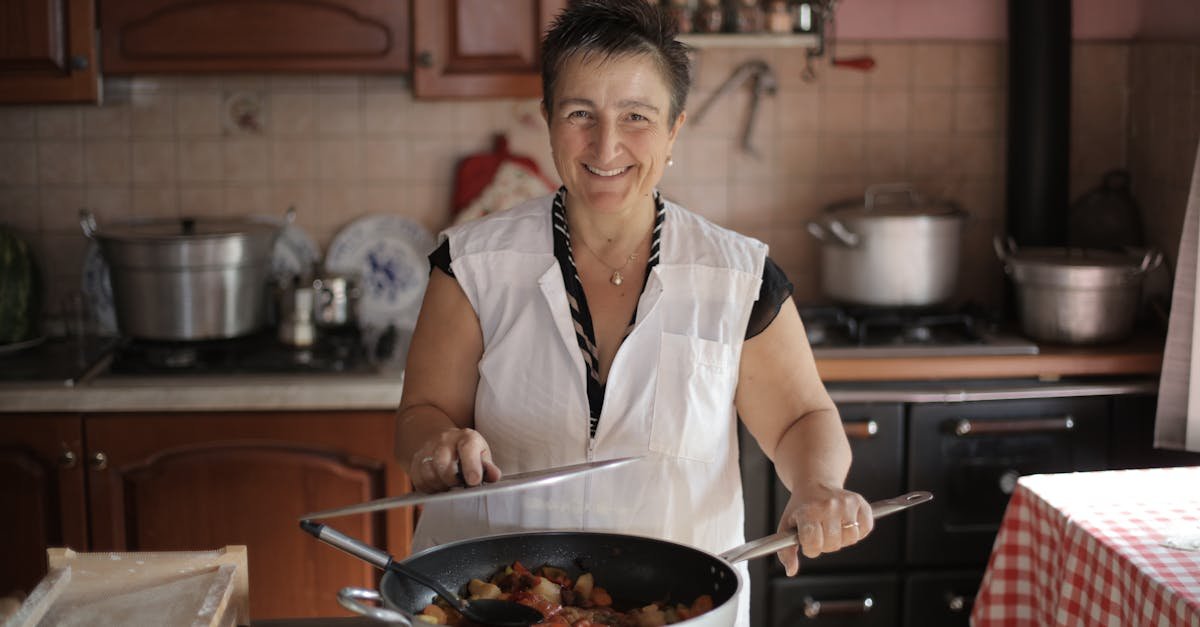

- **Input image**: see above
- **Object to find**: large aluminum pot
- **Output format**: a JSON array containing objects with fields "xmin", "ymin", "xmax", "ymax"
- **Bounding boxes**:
[
  {"xmin": 994, "ymin": 237, "xmax": 1163, "ymax": 344},
  {"xmin": 807, "ymin": 183, "xmax": 967, "ymax": 307},
  {"xmin": 81, "ymin": 211, "xmax": 280, "ymax": 341}
]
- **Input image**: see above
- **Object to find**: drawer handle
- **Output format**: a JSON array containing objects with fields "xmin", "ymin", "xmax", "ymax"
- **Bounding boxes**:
[
  {"xmin": 946, "ymin": 592, "xmax": 974, "ymax": 613},
  {"xmin": 843, "ymin": 420, "xmax": 878, "ymax": 440},
  {"xmin": 802, "ymin": 595, "xmax": 874, "ymax": 618},
  {"xmin": 954, "ymin": 415, "xmax": 1074, "ymax": 437},
  {"xmin": 89, "ymin": 451, "xmax": 109, "ymax": 471}
]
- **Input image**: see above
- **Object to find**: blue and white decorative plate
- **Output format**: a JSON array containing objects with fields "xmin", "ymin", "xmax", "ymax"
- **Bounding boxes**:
[
  {"xmin": 324, "ymin": 215, "xmax": 436, "ymax": 335},
  {"xmin": 81, "ymin": 242, "xmax": 120, "ymax": 337}
]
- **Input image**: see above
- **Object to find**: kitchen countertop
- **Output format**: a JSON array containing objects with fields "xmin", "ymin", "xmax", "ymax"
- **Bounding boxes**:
[{"xmin": 0, "ymin": 333, "xmax": 1165, "ymax": 413}]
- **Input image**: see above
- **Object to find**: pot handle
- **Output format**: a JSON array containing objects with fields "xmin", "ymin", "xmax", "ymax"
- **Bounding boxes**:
[
  {"xmin": 807, "ymin": 221, "xmax": 859, "ymax": 247},
  {"xmin": 864, "ymin": 183, "xmax": 919, "ymax": 211},
  {"xmin": 79, "ymin": 209, "xmax": 98, "ymax": 239},
  {"xmin": 1137, "ymin": 249, "xmax": 1164, "ymax": 274},
  {"xmin": 992, "ymin": 235, "xmax": 1017, "ymax": 266},
  {"xmin": 338, "ymin": 587, "xmax": 415, "ymax": 625}
]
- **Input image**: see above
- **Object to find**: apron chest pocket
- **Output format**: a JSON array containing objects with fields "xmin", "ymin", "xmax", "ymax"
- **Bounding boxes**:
[{"xmin": 649, "ymin": 332, "xmax": 738, "ymax": 463}]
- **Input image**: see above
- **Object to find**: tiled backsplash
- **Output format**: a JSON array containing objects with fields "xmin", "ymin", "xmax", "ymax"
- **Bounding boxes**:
[{"xmin": 1, "ymin": 41, "xmax": 1194, "ymax": 322}]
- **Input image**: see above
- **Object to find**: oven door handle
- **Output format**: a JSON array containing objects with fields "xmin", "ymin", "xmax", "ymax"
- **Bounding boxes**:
[
  {"xmin": 843, "ymin": 419, "xmax": 878, "ymax": 439},
  {"xmin": 803, "ymin": 595, "xmax": 875, "ymax": 618},
  {"xmin": 954, "ymin": 415, "xmax": 1075, "ymax": 436}
]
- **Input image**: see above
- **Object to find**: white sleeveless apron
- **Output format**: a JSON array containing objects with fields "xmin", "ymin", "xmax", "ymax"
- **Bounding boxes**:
[{"xmin": 412, "ymin": 193, "xmax": 766, "ymax": 627}]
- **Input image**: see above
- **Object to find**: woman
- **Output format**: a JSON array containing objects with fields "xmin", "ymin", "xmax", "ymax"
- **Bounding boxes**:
[{"xmin": 396, "ymin": 0, "xmax": 870, "ymax": 622}]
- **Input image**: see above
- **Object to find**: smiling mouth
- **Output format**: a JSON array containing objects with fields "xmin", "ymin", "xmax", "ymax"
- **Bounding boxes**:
[{"xmin": 584, "ymin": 164, "xmax": 632, "ymax": 177}]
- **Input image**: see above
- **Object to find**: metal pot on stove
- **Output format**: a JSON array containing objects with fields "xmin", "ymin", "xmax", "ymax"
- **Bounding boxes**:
[
  {"xmin": 81, "ymin": 211, "xmax": 280, "ymax": 341},
  {"xmin": 807, "ymin": 183, "xmax": 966, "ymax": 307}
]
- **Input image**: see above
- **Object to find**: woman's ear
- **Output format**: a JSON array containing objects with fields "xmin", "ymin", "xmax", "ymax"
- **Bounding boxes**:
[{"xmin": 669, "ymin": 111, "xmax": 686, "ymax": 141}]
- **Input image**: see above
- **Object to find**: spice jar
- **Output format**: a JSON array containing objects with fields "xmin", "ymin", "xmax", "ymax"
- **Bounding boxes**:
[
  {"xmin": 734, "ymin": 0, "xmax": 764, "ymax": 33},
  {"xmin": 668, "ymin": 0, "xmax": 695, "ymax": 34},
  {"xmin": 693, "ymin": 0, "xmax": 724, "ymax": 33},
  {"xmin": 765, "ymin": 0, "xmax": 794, "ymax": 33}
]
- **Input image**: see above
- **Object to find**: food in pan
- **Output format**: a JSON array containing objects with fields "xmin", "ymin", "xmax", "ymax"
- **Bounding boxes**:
[{"xmin": 417, "ymin": 561, "xmax": 714, "ymax": 626}]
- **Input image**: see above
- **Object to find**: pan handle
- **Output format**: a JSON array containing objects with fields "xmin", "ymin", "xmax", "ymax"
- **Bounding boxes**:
[
  {"xmin": 718, "ymin": 491, "xmax": 933, "ymax": 564},
  {"xmin": 338, "ymin": 587, "xmax": 415, "ymax": 625}
]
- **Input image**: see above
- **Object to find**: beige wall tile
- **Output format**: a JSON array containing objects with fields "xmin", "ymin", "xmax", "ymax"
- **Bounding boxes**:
[
  {"xmin": 179, "ymin": 185, "xmax": 225, "ymax": 217},
  {"xmin": 1074, "ymin": 43, "xmax": 1130, "ymax": 91},
  {"xmin": 0, "ymin": 186, "xmax": 40, "ymax": 233},
  {"xmin": 822, "ymin": 43, "xmax": 871, "ymax": 89},
  {"xmin": 1071, "ymin": 131, "xmax": 1125, "ymax": 178},
  {"xmin": 37, "ymin": 188, "xmax": 83, "ymax": 233},
  {"xmin": 271, "ymin": 139, "xmax": 316, "ymax": 182},
  {"xmin": 363, "ymin": 140, "xmax": 407, "ymax": 181},
  {"xmin": 178, "ymin": 140, "xmax": 224, "ymax": 182},
  {"xmin": 866, "ymin": 90, "xmax": 909, "ymax": 133},
  {"xmin": 84, "ymin": 141, "xmax": 131, "ymax": 184},
  {"xmin": 132, "ymin": 141, "xmax": 177, "ymax": 184},
  {"xmin": 130, "ymin": 186, "xmax": 179, "ymax": 219},
  {"xmin": 775, "ymin": 89, "xmax": 819, "ymax": 133},
  {"xmin": 364, "ymin": 93, "xmax": 411, "ymax": 134},
  {"xmin": 316, "ymin": 75, "xmax": 359, "ymax": 92},
  {"xmin": 815, "ymin": 135, "xmax": 866, "ymax": 175},
  {"xmin": 688, "ymin": 87, "xmax": 744, "ymax": 140},
  {"xmin": 318, "ymin": 184, "xmax": 367, "ymax": 232},
  {"xmin": 910, "ymin": 91, "xmax": 954, "ymax": 133},
  {"xmin": 83, "ymin": 106, "xmax": 131, "ymax": 139},
  {"xmin": 270, "ymin": 185, "xmax": 319, "ymax": 230},
  {"xmin": 664, "ymin": 184, "xmax": 727, "ymax": 225},
  {"xmin": 131, "ymin": 92, "xmax": 176, "ymax": 137},
  {"xmin": 40, "ymin": 232, "xmax": 87, "ymax": 278},
  {"xmin": 954, "ymin": 89, "xmax": 1000, "ymax": 133},
  {"xmin": 37, "ymin": 109, "xmax": 82, "ymax": 139},
  {"xmin": 405, "ymin": 137, "xmax": 458, "ymax": 185},
  {"xmin": 727, "ymin": 181, "xmax": 779, "ymax": 230},
  {"xmin": 954, "ymin": 136, "xmax": 999, "ymax": 176},
  {"xmin": 317, "ymin": 92, "xmax": 360, "ymax": 136},
  {"xmin": 868, "ymin": 42, "xmax": 913, "ymax": 89},
  {"xmin": 86, "ymin": 186, "xmax": 132, "ymax": 222},
  {"xmin": 224, "ymin": 185, "xmax": 273, "ymax": 217},
  {"xmin": 956, "ymin": 44, "xmax": 1003, "ymax": 88},
  {"xmin": 0, "ymin": 107, "xmax": 36, "ymax": 139},
  {"xmin": 912, "ymin": 43, "xmax": 957, "ymax": 88},
  {"xmin": 681, "ymin": 137, "xmax": 730, "ymax": 184},
  {"xmin": 864, "ymin": 135, "xmax": 909, "ymax": 178},
  {"xmin": 270, "ymin": 93, "xmax": 316, "ymax": 136},
  {"xmin": 402, "ymin": 182, "xmax": 453, "ymax": 232},
  {"xmin": 176, "ymin": 92, "xmax": 223, "ymax": 136},
  {"xmin": 730, "ymin": 140, "xmax": 777, "ymax": 183},
  {"xmin": 223, "ymin": 139, "xmax": 270, "ymax": 182},
  {"xmin": 776, "ymin": 133, "xmax": 819, "ymax": 178},
  {"xmin": 0, "ymin": 142, "xmax": 37, "ymax": 185},
  {"xmin": 909, "ymin": 136, "xmax": 958, "ymax": 175},
  {"xmin": 361, "ymin": 184, "xmax": 409, "ymax": 216},
  {"xmin": 316, "ymin": 139, "xmax": 363, "ymax": 182},
  {"xmin": 1072, "ymin": 88, "xmax": 1127, "ymax": 136},
  {"xmin": 692, "ymin": 49, "xmax": 734, "ymax": 91},
  {"xmin": 38, "ymin": 141, "xmax": 84, "ymax": 184},
  {"xmin": 771, "ymin": 182, "xmax": 818, "ymax": 228},
  {"xmin": 269, "ymin": 75, "xmax": 316, "ymax": 92},
  {"xmin": 820, "ymin": 90, "xmax": 866, "ymax": 134}
]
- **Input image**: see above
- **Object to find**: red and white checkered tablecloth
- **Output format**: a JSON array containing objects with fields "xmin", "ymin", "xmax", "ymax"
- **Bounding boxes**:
[{"xmin": 972, "ymin": 467, "xmax": 1200, "ymax": 627}]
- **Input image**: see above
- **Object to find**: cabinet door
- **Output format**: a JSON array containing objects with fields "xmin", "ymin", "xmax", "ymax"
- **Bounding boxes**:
[
  {"xmin": 100, "ymin": 0, "xmax": 410, "ymax": 73},
  {"xmin": 0, "ymin": 0, "xmax": 98, "ymax": 104},
  {"xmin": 84, "ymin": 411, "xmax": 412, "ymax": 620},
  {"xmin": 903, "ymin": 570, "xmax": 982, "ymax": 627},
  {"xmin": 0, "ymin": 414, "xmax": 88, "ymax": 596},
  {"xmin": 412, "ymin": 0, "xmax": 566, "ymax": 98}
]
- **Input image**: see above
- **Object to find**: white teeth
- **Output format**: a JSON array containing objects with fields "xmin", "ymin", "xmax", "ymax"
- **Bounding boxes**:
[{"xmin": 585, "ymin": 164, "xmax": 628, "ymax": 177}]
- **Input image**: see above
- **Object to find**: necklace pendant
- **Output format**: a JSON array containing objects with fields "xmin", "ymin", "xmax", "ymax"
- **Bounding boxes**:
[{"xmin": 610, "ymin": 271, "xmax": 623, "ymax": 286}]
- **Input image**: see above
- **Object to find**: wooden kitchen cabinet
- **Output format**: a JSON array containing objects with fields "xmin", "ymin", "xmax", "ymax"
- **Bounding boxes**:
[
  {"xmin": 0, "ymin": 414, "xmax": 88, "ymax": 598},
  {"xmin": 0, "ymin": 0, "xmax": 99, "ymax": 104},
  {"xmin": 412, "ymin": 0, "xmax": 566, "ymax": 98},
  {"xmin": 99, "ymin": 0, "xmax": 410, "ymax": 74},
  {"xmin": 0, "ymin": 410, "xmax": 412, "ymax": 621}
]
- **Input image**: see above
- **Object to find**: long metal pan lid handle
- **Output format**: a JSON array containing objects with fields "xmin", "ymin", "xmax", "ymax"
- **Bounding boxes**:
[{"xmin": 718, "ymin": 491, "xmax": 933, "ymax": 565}]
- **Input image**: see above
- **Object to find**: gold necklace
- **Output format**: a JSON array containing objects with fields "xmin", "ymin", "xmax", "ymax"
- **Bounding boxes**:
[{"xmin": 575, "ymin": 232, "xmax": 647, "ymax": 286}]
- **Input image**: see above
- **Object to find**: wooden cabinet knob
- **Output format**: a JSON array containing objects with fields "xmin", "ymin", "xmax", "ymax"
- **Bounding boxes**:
[
  {"xmin": 89, "ymin": 451, "xmax": 109, "ymax": 470},
  {"xmin": 417, "ymin": 51, "xmax": 434, "ymax": 68},
  {"xmin": 69, "ymin": 55, "xmax": 89, "ymax": 70},
  {"xmin": 59, "ymin": 449, "xmax": 78, "ymax": 469}
]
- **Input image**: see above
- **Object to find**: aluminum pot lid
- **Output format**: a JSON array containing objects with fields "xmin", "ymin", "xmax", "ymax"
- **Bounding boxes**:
[
  {"xmin": 1004, "ymin": 246, "xmax": 1157, "ymax": 288},
  {"xmin": 827, "ymin": 183, "xmax": 965, "ymax": 220},
  {"xmin": 1006, "ymin": 247, "xmax": 1143, "ymax": 268},
  {"xmin": 98, "ymin": 217, "xmax": 279, "ymax": 241}
]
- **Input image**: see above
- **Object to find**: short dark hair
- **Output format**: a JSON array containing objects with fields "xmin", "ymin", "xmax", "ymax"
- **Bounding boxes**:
[{"xmin": 541, "ymin": 0, "xmax": 692, "ymax": 122}]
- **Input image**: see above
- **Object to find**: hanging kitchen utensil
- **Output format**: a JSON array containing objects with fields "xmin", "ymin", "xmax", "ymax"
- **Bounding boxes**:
[
  {"xmin": 321, "ymin": 491, "xmax": 933, "ymax": 625},
  {"xmin": 691, "ymin": 59, "xmax": 777, "ymax": 158},
  {"xmin": 801, "ymin": 0, "xmax": 875, "ymax": 83},
  {"xmin": 1067, "ymin": 169, "xmax": 1145, "ymax": 251},
  {"xmin": 299, "ymin": 456, "xmax": 643, "ymax": 520}
]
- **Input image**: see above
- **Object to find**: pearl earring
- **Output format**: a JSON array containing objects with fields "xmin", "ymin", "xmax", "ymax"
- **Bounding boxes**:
[{"xmin": 667, "ymin": 156, "xmax": 674, "ymax": 167}]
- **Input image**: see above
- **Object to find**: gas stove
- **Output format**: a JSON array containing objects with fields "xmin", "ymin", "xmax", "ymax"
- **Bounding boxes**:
[
  {"xmin": 799, "ymin": 305, "xmax": 1039, "ymax": 358},
  {"xmin": 106, "ymin": 327, "xmax": 376, "ymax": 376}
]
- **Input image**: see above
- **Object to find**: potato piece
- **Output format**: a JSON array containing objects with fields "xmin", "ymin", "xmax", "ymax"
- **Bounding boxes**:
[
  {"xmin": 573, "ymin": 572, "xmax": 594, "ymax": 601},
  {"xmin": 634, "ymin": 604, "xmax": 667, "ymax": 626},
  {"xmin": 530, "ymin": 576, "xmax": 562, "ymax": 605},
  {"xmin": 468, "ymin": 578, "xmax": 502, "ymax": 600},
  {"xmin": 419, "ymin": 604, "xmax": 447, "ymax": 624}
]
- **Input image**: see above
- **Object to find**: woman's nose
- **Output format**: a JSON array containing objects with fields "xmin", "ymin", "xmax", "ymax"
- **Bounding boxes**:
[{"xmin": 592, "ymin": 122, "xmax": 622, "ymax": 163}]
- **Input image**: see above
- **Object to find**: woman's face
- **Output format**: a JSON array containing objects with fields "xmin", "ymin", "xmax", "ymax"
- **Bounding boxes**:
[{"xmin": 544, "ymin": 53, "xmax": 685, "ymax": 217}]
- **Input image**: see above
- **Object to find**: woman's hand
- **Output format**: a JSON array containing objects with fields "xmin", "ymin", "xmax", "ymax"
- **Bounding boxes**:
[
  {"xmin": 409, "ymin": 427, "xmax": 502, "ymax": 493},
  {"xmin": 776, "ymin": 483, "xmax": 873, "ymax": 577}
]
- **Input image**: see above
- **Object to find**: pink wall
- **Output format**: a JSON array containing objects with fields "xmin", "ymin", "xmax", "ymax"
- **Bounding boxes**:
[
  {"xmin": 1138, "ymin": 0, "xmax": 1200, "ymax": 39},
  {"xmin": 834, "ymin": 0, "xmax": 1143, "ymax": 41}
]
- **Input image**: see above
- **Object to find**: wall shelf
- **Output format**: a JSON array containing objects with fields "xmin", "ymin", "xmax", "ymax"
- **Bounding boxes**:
[{"xmin": 677, "ymin": 33, "xmax": 819, "ymax": 48}]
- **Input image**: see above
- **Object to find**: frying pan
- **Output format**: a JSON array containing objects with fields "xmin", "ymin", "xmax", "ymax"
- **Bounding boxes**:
[{"xmin": 324, "ymin": 492, "xmax": 932, "ymax": 626}]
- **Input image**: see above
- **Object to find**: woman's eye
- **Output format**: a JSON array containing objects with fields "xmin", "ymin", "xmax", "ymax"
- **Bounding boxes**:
[
  {"xmin": 567, "ymin": 110, "xmax": 591, "ymax": 120},
  {"xmin": 628, "ymin": 113, "xmax": 647, "ymax": 122}
]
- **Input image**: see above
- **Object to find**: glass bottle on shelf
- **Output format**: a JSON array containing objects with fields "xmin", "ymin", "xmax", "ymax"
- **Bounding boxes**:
[
  {"xmin": 765, "ymin": 0, "xmax": 794, "ymax": 33},
  {"xmin": 693, "ymin": 0, "xmax": 724, "ymax": 33},
  {"xmin": 733, "ymin": 0, "xmax": 764, "ymax": 33},
  {"xmin": 668, "ymin": 0, "xmax": 695, "ymax": 34}
]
